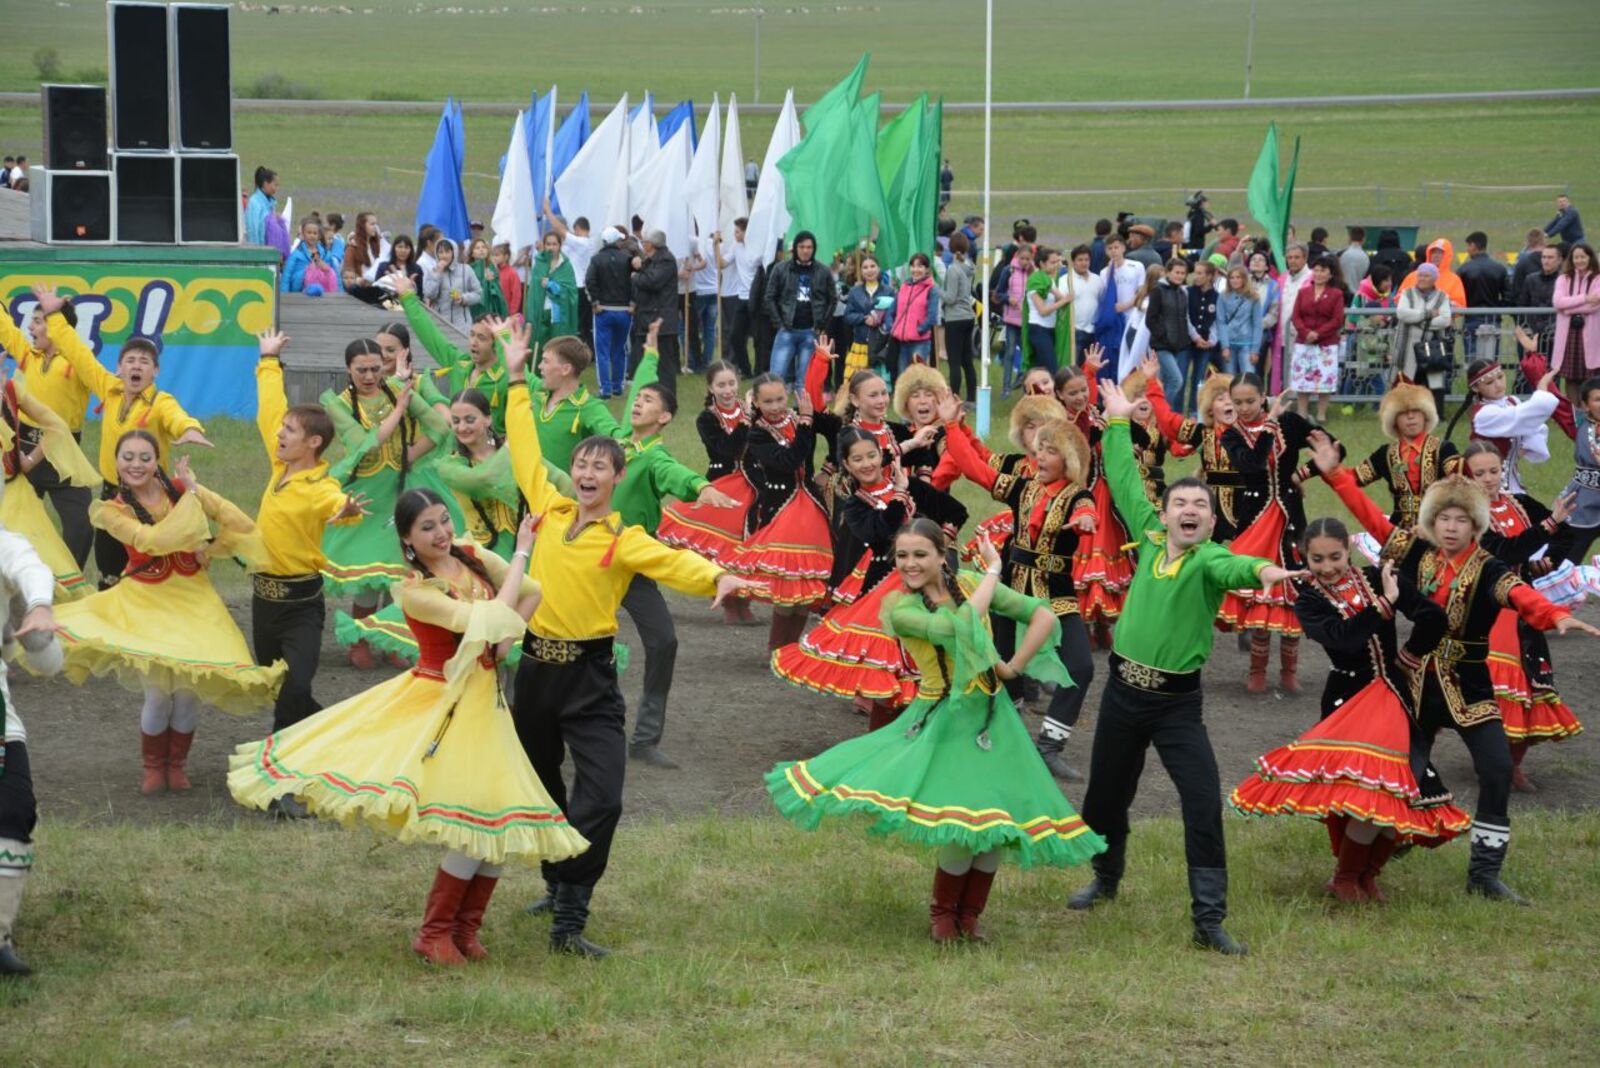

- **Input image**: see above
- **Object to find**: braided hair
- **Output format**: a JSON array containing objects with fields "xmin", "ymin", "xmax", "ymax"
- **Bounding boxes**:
[
  {"xmin": 449, "ymin": 387, "xmax": 509, "ymax": 548},
  {"xmin": 113, "ymin": 429, "xmax": 182, "ymax": 525},
  {"xmin": 1444, "ymin": 357, "xmax": 1498, "ymax": 442},
  {"xmin": 1, "ymin": 382, "xmax": 21, "ymax": 482},
  {"xmin": 395, "ymin": 487, "xmax": 494, "ymax": 591},
  {"xmin": 343, "ymin": 337, "xmax": 413, "ymax": 488},
  {"xmin": 835, "ymin": 425, "xmax": 883, "ymax": 492}
]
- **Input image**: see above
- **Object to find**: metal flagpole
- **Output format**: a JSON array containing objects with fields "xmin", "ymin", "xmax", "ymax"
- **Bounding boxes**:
[{"xmin": 976, "ymin": 0, "xmax": 994, "ymax": 437}]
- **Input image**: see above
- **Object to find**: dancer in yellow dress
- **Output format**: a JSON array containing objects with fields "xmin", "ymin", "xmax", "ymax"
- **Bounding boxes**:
[
  {"xmin": 230, "ymin": 489, "xmax": 590, "ymax": 966},
  {"xmin": 53, "ymin": 436, "xmax": 285, "ymax": 795},
  {"xmin": 0, "ymin": 376, "xmax": 98, "ymax": 601}
]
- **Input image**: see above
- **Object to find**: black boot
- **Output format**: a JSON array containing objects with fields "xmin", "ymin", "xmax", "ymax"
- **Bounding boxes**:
[
  {"xmin": 549, "ymin": 882, "xmax": 611, "ymax": 958},
  {"xmin": 1188, "ymin": 867, "xmax": 1247, "ymax": 956},
  {"xmin": 1037, "ymin": 720, "xmax": 1083, "ymax": 782},
  {"xmin": 523, "ymin": 875, "xmax": 559, "ymax": 917},
  {"xmin": 1067, "ymin": 853, "xmax": 1122, "ymax": 911},
  {"xmin": 1465, "ymin": 830, "xmax": 1529, "ymax": 906}
]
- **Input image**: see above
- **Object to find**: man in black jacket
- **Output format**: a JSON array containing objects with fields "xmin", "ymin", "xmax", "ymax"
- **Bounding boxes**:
[
  {"xmin": 1458, "ymin": 231, "xmax": 1509, "ymax": 360},
  {"xmin": 1146, "ymin": 259, "xmax": 1196, "ymax": 399},
  {"xmin": 761, "ymin": 230, "xmax": 835, "ymax": 387},
  {"xmin": 585, "ymin": 227, "xmax": 637, "ymax": 399},
  {"xmin": 630, "ymin": 230, "xmax": 681, "ymax": 382},
  {"xmin": 1515, "ymin": 244, "xmax": 1563, "ymax": 356},
  {"xmin": 1368, "ymin": 230, "xmax": 1414, "ymax": 291}
]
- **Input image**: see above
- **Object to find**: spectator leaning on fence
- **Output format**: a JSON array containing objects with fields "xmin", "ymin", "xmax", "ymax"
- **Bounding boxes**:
[
  {"xmin": 1392, "ymin": 262, "xmax": 1456, "ymax": 414},
  {"xmin": 1458, "ymin": 231, "xmax": 1509, "ymax": 359},
  {"xmin": 1545, "ymin": 193, "xmax": 1585, "ymax": 246},
  {"xmin": 1512, "ymin": 228, "xmax": 1548, "ymax": 298},
  {"xmin": 1515, "ymin": 243, "xmax": 1564, "ymax": 357},
  {"xmin": 1553, "ymin": 242, "xmax": 1600, "ymax": 407},
  {"xmin": 1289, "ymin": 256, "xmax": 1348, "ymax": 423}
]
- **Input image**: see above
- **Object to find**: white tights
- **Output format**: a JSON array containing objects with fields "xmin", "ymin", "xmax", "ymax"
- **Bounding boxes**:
[
  {"xmin": 440, "ymin": 850, "xmax": 503, "ymax": 881},
  {"xmin": 1343, "ymin": 820, "xmax": 1396, "ymax": 846},
  {"xmin": 141, "ymin": 686, "xmax": 200, "ymax": 736},
  {"xmin": 937, "ymin": 845, "xmax": 1000, "ymax": 876}
]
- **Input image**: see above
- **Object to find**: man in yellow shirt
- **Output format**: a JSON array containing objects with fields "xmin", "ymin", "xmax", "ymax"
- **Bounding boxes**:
[
  {"xmin": 33, "ymin": 286, "xmax": 211, "ymax": 588},
  {"xmin": 252, "ymin": 331, "xmax": 366, "ymax": 816},
  {"xmin": 503, "ymin": 321, "xmax": 755, "ymax": 958},
  {"xmin": 0, "ymin": 299, "xmax": 93, "ymax": 566}
]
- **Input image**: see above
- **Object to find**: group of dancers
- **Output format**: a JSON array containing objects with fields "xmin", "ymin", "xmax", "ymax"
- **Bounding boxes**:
[{"xmin": 0, "ymin": 280, "xmax": 1596, "ymax": 975}]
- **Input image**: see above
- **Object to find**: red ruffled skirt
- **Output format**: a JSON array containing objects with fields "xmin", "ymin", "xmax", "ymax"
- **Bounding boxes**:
[
  {"xmin": 720, "ymin": 488, "xmax": 832, "ymax": 607},
  {"xmin": 961, "ymin": 509, "xmax": 1015, "ymax": 565},
  {"xmin": 1216, "ymin": 501, "xmax": 1301, "ymax": 635},
  {"xmin": 831, "ymin": 549, "xmax": 873, "ymax": 606},
  {"xmin": 1072, "ymin": 479, "xmax": 1132, "ymax": 623},
  {"xmin": 657, "ymin": 472, "xmax": 756, "ymax": 562},
  {"xmin": 771, "ymin": 573, "xmax": 918, "ymax": 706},
  {"xmin": 1489, "ymin": 610, "xmax": 1583, "ymax": 743},
  {"xmin": 1230, "ymin": 678, "xmax": 1471, "ymax": 846}
]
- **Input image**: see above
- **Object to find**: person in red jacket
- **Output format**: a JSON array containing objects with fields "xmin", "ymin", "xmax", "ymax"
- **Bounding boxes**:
[{"xmin": 1289, "ymin": 256, "xmax": 1348, "ymax": 424}]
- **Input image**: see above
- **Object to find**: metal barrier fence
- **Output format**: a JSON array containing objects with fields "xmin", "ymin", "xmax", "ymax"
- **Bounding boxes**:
[{"xmin": 1292, "ymin": 305, "xmax": 1557, "ymax": 404}]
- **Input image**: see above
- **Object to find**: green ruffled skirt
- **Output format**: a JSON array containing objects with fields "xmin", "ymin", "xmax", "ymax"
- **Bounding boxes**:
[
  {"xmin": 320, "ymin": 464, "xmax": 467, "ymax": 597},
  {"xmin": 766, "ymin": 688, "xmax": 1106, "ymax": 869}
]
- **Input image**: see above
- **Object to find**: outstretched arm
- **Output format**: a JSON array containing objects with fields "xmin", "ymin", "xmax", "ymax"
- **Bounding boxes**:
[{"xmin": 501, "ymin": 321, "xmax": 559, "ymax": 514}]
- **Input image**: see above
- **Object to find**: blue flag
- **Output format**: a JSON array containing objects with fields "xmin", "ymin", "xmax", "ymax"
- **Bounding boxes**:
[
  {"xmin": 658, "ymin": 99, "xmax": 697, "ymax": 150},
  {"xmin": 415, "ymin": 97, "xmax": 471, "ymax": 243},
  {"xmin": 549, "ymin": 90, "xmax": 590, "ymax": 215},
  {"xmin": 526, "ymin": 91, "xmax": 555, "ymax": 223}
]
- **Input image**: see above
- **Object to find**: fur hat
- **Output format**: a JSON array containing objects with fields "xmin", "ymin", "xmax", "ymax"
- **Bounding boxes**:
[
  {"xmin": 1418, "ymin": 475, "xmax": 1490, "ymax": 539},
  {"xmin": 1034, "ymin": 420, "xmax": 1090, "ymax": 486},
  {"xmin": 1196, "ymin": 372, "xmax": 1234, "ymax": 427},
  {"xmin": 1120, "ymin": 371, "xmax": 1148, "ymax": 401},
  {"xmin": 893, "ymin": 363, "xmax": 946, "ymax": 421},
  {"xmin": 1379, "ymin": 382, "xmax": 1439, "ymax": 438},
  {"xmin": 1008, "ymin": 396, "xmax": 1066, "ymax": 449}
]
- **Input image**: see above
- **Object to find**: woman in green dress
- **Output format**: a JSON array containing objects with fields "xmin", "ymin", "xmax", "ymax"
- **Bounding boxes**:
[
  {"xmin": 320, "ymin": 339, "xmax": 456, "ymax": 668},
  {"xmin": 526, "ymin": 231, "xmax": 580, "ymax": 352},
  {"xmin": 766, "ymin": 518, "xmax": 1106, "ymax": 943},
  {"xmin": 465, "ymin": 236, "xmax": 509, "ymax": 320}
]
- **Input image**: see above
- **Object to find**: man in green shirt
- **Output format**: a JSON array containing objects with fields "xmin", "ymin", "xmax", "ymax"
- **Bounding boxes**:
[
  {"xmin": 390, "ymin": 271, "xmax": 511, "ymax": 434},
  {"xmin": 611, "ymin": 320, "xmax": 740, "ymax": 769},
  {"xmin": 1068, "ymin": 386, "xmax": 1303, "ymax": 956}
]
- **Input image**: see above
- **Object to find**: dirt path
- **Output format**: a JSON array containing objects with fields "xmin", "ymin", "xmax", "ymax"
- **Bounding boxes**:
[{"xmin": 21, "ymin": 594, "xmax": 1599, "ymax": 826}]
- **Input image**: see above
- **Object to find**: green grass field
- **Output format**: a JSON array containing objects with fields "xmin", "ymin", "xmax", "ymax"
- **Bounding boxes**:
[{"xmin": 5, "ymin": 812, "xmax": 1597, "ymax": 1064}]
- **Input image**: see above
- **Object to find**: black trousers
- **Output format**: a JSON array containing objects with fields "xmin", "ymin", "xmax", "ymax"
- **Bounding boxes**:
[
  {"xmin": 944, "ymin": 319, "xmax": 977, "ymax": 402},
  {"xmin": 578, "ymin": 290, "xmax": 594, "ymax": 352},
  {"xmin": 252, "ymin": 592, "xmax": 327, "ymax": 732},
  {"xmin": 1414, "ymin": 673, "xmax": 1511, "ymax": 830},
  {"xmin": 724, "ymin": 298, "xmax": 754, "ymax": 377},
  {"xmin": 1080, "ymin": 675, "xmax": 1226, "ymax": 876},
  {"xmin": 631, "ymin": 330, "xmax": 681, "ymax": 384},
  {"xmin": 513, "ymin": 651, "xmax": 627, "ymax": 889},
  {"xmin": 0, "ymin": 740, "xmax": 36, "ymax": 846},
  {"xmin": 620, "ymin": 576, "xmax": 676, "ymax": 750},
  {"xmin": 22, "ymin": 427, "xmax": 92, "ymax": 567},
  {"xmin": 94, "ymin": 483, "xmax": 127, "ymax": 588},
  {"xmin": 992, "ymin": 610, "xmax": 1094, "ymax": 733},
  {"xmin": 1559, "ymin": 523, "xmax": 1598, "ymax": 566}
]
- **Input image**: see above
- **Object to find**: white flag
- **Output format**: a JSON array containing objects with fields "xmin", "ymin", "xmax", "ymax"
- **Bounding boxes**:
[
  {"xmin": 718, "ymin": 92, "xmax": 748, "ymax": 238},
  {"xmin": 491, "ymin": 110, "xmax": 539, "ymax": 257},
  {"xmin": 685, "ymin": 94, "xmax": 721, "ymax": 244},
  {"xmin": 745, "ymin": 89, "xmax": 799, "ymax": 265},
  {"xmin": 628, "ymin": 92, "xmax": 658, "ymax": 173},
  {"xmin": 553, "ymin": 94, "xmax": 629, "ymax": 242},
  {"xmin": 630, "ymin": 122, "xmax": 693, "ymax": 259}
]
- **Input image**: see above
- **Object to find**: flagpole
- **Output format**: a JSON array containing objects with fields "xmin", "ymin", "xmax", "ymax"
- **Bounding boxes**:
[{"xmin": 975, "ymin": 0, "xmax": 994, "ymax": 438}]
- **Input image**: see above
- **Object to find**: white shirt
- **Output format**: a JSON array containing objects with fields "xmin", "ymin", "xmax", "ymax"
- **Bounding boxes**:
[
  {"xmin": 1279, "ymin": 267, "xmax": 1311, "ymax": 338},
  {"xmin": 1101, "ymin": 260, "xmax": 1145, "ymax": 307},
  {"xmin": 692, "ymin": 237, "xmax": 723, "ymax": 296},
  {"xmin": 732, "ymin": 239, "xmax": 761, "ymax": 299},
  {"xmin": 0, "ymin": 528, "xmax": 61, "ymax": 742},
  {"xmin": 1069, "ymin": 270, "xmax": 1104, "ymax": 330},
  {"xmin": 1474, "ymin": 391, "xmax": 1558, "ymax": 495},
  {"xmin": 1030, "ymin": 280, "xmax": 1066, "ymax": 330},
  {"xmin": 562, "ymin": 233, "xmax": 595, "ymax": 283}
]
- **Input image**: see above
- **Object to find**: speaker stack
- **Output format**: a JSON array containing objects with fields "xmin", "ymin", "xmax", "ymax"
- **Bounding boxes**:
[{"xmin": 32, "ymin": 1, "xmax": 237, "ymax": 245}]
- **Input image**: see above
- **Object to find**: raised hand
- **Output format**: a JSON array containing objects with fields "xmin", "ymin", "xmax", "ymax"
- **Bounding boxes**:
[
  {"xmin": 1551, "ymin": 491, "xmax": 1579, "ymax": 526},
  {"xmin": 796, "ymin": 382, "xmax": 813, "ymax": 418},
  {"xmin": 1380, "ymin": 559, "xmax": 1400, "ymax": 602},
  {"xmin": 1082, "ymin": 343, "xmax": 1105, "ymax": 375},
  {"xmin": 387, "ymin": 267, "xmax": 416, "ymax": 298},
  {"xmin": 646, "ymin": 318, "xmax": 662, "ymax": 346},
  {"xmin": 1138, "ymin": 355, "xmax": 1160, "ymax": 381},
  {"xmin": 1099, "ymin": 381, "xmax": 1136, "ymax": 420},
  {"xmin": 1268, "ymin": 389, "xmax": 1296, "ymax": 420},
  {"xmin": 975, "ymin": 532, "xmax": 1001, "ymax": 572},
  {"xmin": 501, "ymin": 319, "xmax": 534, "ymax": 376},
  {"xmin": 936, "ymin": 389, "xmax": 963, "ymax": 424},
  {"xmin": 1307, "ymin": 429, "xmax": 1341, "ymax": 475},
  {"xmin": 173, "ymin": 454, "xmax": 198, "ymax": 489},
  {"xmin": 334, "ymin": 491, "xmax": 372, "ymax": 522},
  {"xmin": 515, "ymin": 512, "xmax": 537, "ymax": 556},
  {"xmin": 257, "ymin": 330, "xmax": 290, "ymax": 358},
  {"xmin": 30, "ymin": 284, "xmax": 65, "ymax": 316},
  {"xmin": 175, "ymin": 428, "xmax": 213, "ymax": 449},
  {"xmin": 891, "ymin": 458, "xmax": 910, "ymax": 493}
]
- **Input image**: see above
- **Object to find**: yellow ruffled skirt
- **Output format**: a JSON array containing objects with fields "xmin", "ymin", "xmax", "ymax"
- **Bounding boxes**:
[
  {"xmin": 53, "ymin": 569, "xmax": 285, "ymax": 714},
  {"xmin": 1, "ymin": 475, "xmax": 89, "ymax": 601},
  {"xmin": 228, "ymin": 658, "xmax": 589, "ymax": 867}
]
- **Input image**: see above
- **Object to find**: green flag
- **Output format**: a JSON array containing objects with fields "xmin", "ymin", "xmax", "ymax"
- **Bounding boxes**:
[
  {"xmin": 779, "ymin": 55, "xmax": 885, "ymax": 259},
  {"xmin": 1246, "ymin": 122, "xmax": 1301, "ymax": 272},
  {"xmin": 913, "ymin": 96, "xmax": 943, "ymax": 258},
  {"xmin": 873, "ymin": 93, "xmax": 924, "ymax": 269}
]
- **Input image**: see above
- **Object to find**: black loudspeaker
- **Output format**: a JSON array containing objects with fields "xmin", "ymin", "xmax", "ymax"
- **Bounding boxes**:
[
  {"xmin": 179, "ymin": 154, "xmax": 239, "ymax": 243},
  {"xmin": 173, "ymin": 4, "xmax": 232, "ymax": 152},
  {"xmin": 109, "ymin": 2, "xmax": 171, "ymax": 151},
  {"xmin": 30, "ymin": 171, "xmax": 114, "ymax": 243},
  {"xmin": 115, "ymin": 153, "xmax": 177, "ymax": 243},
  {"xmin": 42, "ymin": 85, "xmax": 108, "ymax": 171}
]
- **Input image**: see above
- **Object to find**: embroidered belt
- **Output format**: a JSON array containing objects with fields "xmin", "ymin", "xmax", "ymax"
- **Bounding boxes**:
[
  {"xmin": 1206, "ymin": 471, "xmax": 1244, "ymax": 487},
  {"xmin": 252, "ymin": 573, "xmax": 325, "ymax": 603},
  {"xmin": 1008, "ymin": 546, "xmax": 1071, "ymax": 574},
  {"xmin": 521, "ymin": 633, "xmax": 613, "ymax": 665},
  {"xmin": 1572, "ymin": 468, "xmax": 1600, "ymax": 489},
  {"xmin": 1108, "ymin": 652, "xmax": 1200, "ymax": 695},
  {"xmin": 1435, "ymin": 638, "xmax": 1488, "ymax": 664},
  {"xmin": 15, "ymin": 423, "xmax": 77, "ymax": 449}
]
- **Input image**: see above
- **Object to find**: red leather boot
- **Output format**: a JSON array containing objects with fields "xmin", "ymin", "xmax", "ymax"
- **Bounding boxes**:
[
  {"xmin": 1278, "ymin": 636, "xmax": 1301, "ymax": 695},
  {"xmin": 452, "ymin": 873, "xmax": 499, "ymax": 962},
  {"xmin": 956, "ymin": 868, "xmax": 996, "ymax": 941},
  {"xmin": 929, "ymin": 868, "xmax": 964, "ymax": 944},
  {"xmin": 1246, "ymin": 633, "xmax": 1269, "ymax": 694},
  {"xmin": 1361, "ymin": 835, "xmax": 1398, "ymax": 903},
  {"xmin": 413, "ymin": 868, "xmax": 470, "ymax": 965},
  {"xmin": 140, "ymin": 732, "xmax": 168, "ymax": 795},
  {"xmin": 1330, "ymin": 834, "xmax": 1371, "ymax": 904},
  {"xmin": 166, "ymin": 730, "xmax": 195, "ymax": 792}
]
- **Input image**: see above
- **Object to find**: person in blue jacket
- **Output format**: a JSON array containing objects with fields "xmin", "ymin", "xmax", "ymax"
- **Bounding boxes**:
[
  {"xmin": 245, "ymin": 166, "xmax": 278, "ymax": 246},
  {"xmin": 282, "ymin": 218, "xmax": 343, "ymax": 294}
]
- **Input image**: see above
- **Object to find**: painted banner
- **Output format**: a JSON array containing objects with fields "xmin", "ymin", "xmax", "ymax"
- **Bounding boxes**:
[{"xmin": 0, "ymin": 259, "xmax": 276, "ymax": 419}]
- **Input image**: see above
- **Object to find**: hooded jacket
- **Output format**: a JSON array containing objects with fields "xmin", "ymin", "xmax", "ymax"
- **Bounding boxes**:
[
  {"xmin": 1368, "ymin": 230, "xmax": 1414, "ymax": 291},
  {"xmin": 422, "ymin": 239, "xmax": 483, "ymax": 333},
  {"xmin": 1396, "ymin": 238, "xmax": 1466, "ymax": 307}
]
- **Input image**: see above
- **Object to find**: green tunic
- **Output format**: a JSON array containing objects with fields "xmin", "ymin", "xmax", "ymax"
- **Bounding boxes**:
[
  {"xmin": 605, "ymin": 347, "xmax": 704, "ymax": 534},
  {"xmin": 527, "ymin": 250, "xmax": 580, "ymax": 351},
  {"xmin": 400, "ymin": 292, "xmax": 511, "ymax": 435},
  {"xmin": 1102, "ymin": 419, "xmax": 1271, "ymax": 673},
  {"xmin": 766, "ymin": 574, "xmax": 1107, "ymax": 869},
  {"xmin": 468, "ymin": 257, "xmax": 508, "ymax": 319}
]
